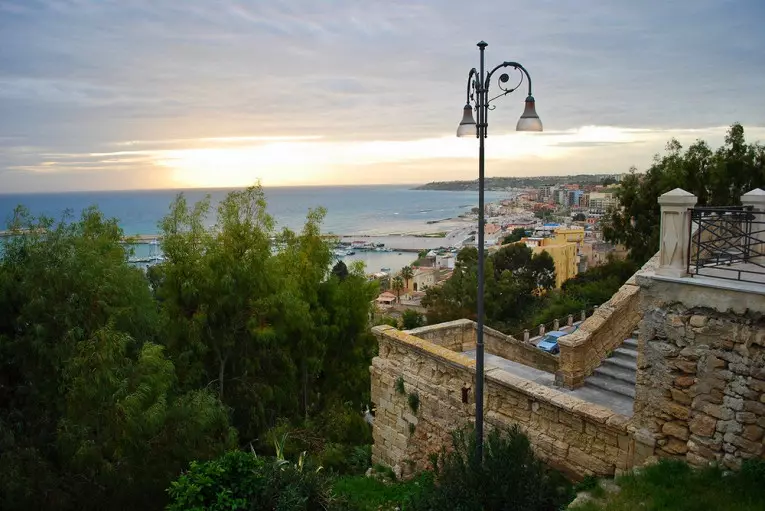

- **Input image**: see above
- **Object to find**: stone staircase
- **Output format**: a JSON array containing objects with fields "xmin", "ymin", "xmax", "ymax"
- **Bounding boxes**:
[{"xmin": 582, "ymin": 331, "xmax": 638, "ymax": 406}]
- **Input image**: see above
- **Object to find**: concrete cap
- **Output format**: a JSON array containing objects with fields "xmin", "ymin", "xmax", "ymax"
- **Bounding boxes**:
[{"xmin": 658, "ymin": 188, "xmax": 697, "ymax": 206}]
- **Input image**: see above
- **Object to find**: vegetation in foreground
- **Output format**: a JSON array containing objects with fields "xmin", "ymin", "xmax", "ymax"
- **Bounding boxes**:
[
  {"xmin": 571, "ymin": 458, "xmax": 765, "ymax": 511},
  {"xmin": 166, "ymin": 426, "xmax": 574, "ymax": 510}
]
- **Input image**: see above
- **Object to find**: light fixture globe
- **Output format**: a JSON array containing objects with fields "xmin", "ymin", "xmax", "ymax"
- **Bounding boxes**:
[
  {"xmin": 516, "ymin": 95, "xmax": 543, "ymax": 132},
  {"xmin": 456, "ymin": 104, "xmax": 477, "ymax": 137}
]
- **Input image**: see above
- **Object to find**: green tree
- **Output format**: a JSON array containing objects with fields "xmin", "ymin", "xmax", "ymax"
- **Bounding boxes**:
[
  {"xmin": 572, "ymin": 212, "xmax": 586, "ymax": 221},
  {"xmin": 392, "ymin": 276, "xmax": 404, "ymax": 303},
  {"xmin": 331, "ymin": 260, "xmax": 349, "ymax": 280},
  {"xmin": 154, "ymin": 185, "xmax": 376, "ymax": 441},
  {"xmin": 402, "ymin": 309, "xmax": 425, "ymax": 329},
  {"xmin": 0, "ymin": 207, "xmax": 234, "ymax": 511},
  {"xmin": 603, "ymin": 123, "xmax": 765, "ymax": 263},
  {"xmin": 501, "ymin": 227, "xmax": 527, "ymax": 245},
  {"xmin": 400, "ymin": 265, "xmax": 414, "ymax": 290},
  {"xmin": 422, "ymin": 245, "xmax": 555, "ymax": 332}
]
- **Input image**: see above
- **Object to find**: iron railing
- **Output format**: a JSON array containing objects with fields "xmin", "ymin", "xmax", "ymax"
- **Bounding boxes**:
[{"xmin": 687, "ymin": 206, "xmax": 765, "ymax": 282}]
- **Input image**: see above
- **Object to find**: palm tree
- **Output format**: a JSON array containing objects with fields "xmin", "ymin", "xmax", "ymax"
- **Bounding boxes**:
[
  {"xmin": 401, "ymin": 265, "xmax": 414, "ymax": 290},
  {"xmin": 392, "ymin": 276, "xmax": 404, "ymax": 304}
]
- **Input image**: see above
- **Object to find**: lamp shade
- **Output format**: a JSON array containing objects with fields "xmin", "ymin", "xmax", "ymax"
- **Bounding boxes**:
[
  {"xmin": 456, "ymin": 104, "xmax": 476, "ymax": 137},
  {"xmin": 516, "ymin": 95, "xmax": 543, "ymax": 132}
]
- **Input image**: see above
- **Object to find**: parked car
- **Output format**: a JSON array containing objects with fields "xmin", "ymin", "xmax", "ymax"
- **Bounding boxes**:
[{"xmin": 536, "ymin": 331, "xmax": 568, "ymax": 355}]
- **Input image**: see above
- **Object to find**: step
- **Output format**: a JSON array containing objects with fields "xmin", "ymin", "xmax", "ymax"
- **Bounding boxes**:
[
  {"xmin": 594, "ymin": 364, "xmax": 636, "ymax": 385},
  {"xmin": 612, "ymin": 347, "xmax": 638, "ymax": 361},
  {"xmin": 622, "ymin": 338, "xmax": 638, "ymax": 350},
  {"xmin": 584, "ymin": 374, "xmax": 636, "ymax": 399},
  {"xmin": 601, "ymin": 356, "xmax": 637, "ymax": 372}
]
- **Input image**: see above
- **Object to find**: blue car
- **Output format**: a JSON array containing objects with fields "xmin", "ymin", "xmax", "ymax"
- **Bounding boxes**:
[{"xmin": 537, "ymin": 331, "xmax": 568, "ymax": 355}]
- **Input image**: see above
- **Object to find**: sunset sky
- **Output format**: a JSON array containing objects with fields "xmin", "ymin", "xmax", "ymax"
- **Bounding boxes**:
[{"xmin": 1, "ymin": 0, "xmax": 764, "ymax": 193}]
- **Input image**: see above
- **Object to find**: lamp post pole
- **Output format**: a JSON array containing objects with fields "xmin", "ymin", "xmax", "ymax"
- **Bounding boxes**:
[{"xmin": 457, "ymin": 41, "xmax": 542, "ymax": 461}]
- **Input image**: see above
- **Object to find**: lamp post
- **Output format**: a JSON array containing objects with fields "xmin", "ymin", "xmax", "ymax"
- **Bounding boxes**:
[{"xmin": 457, "ymin": 41, "xmax": 542, "ymax": 460}]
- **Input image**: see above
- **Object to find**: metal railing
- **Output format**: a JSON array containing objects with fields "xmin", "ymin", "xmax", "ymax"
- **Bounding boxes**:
[{"xmin": 687, "ymin": 206, "xmax": 765, "ymax": 282}]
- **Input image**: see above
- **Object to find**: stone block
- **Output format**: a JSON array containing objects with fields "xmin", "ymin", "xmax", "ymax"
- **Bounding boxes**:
[
  {"xmin": 671, "ymin": 388, "xmax": 692, "ymax": 405},
  {"xmin": 660, "ymin": 399, "xmax": 690, "ymax": 420},
  {"xmin": 664, "ymin": 438, "xmax": 689, "ymax": 455},
  {"xmin": 568, "ymin": 447, "xmax": 614, "ymax": 476},
  {"xmin": 674, "ymin": 375, "xmax": 696, "ymax": 388},
  {"xmin": 689, "ymin": 315, "xmax": 708, "ymax": 328},
  {"xmin": 744, "ymin": 399, "xmax": 765, "ymax": 415},
  {"xmin": 662, "ymin": 421, "xmax": 690, "ymax": 441},
  {"xmin": 673, "ymin": 359, "xmax": 698, "ymax": 374},
  {"xmin": 699, "ymin": 403, "xmax": 734, "ymax": 421},
  {"xmin": 742, "ymin": 424, "xmax": 764, "ymax": 442},
  {"xmin": 689, "ymin": 414, "xmax": 717, "ymax": 437}
]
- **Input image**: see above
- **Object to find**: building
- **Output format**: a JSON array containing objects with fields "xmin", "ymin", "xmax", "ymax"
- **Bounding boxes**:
[
  {"xmin": 587, "ymin": 192, "xmax": 617, "ymax": 214},
  {"xmin": 411, "ymin": 267, "xmax": 438, "ymax": 292},
  {"xmin": 376, "ymin": 291, "xmax": 397, "ymax": 306},
  {"xmin": 435, "ymin": 253, "xmax": 455, "ymax": 270},
  {"xmin": 521, "ymin": 236, "xmax": 579, "ymax": 288}
]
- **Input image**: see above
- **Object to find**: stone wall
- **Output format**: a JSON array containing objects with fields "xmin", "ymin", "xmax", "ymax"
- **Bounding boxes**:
[
  {"xmin": 557, "ymin": 254, "xmax": 658, "ymax": 388},
  {"xmin": 482, "ymin": 324, "xmax": 559, "ymax": 374},
  {"xmin": 634, "ymin": 274, "xmax": 765, "ymax": 469},
  {"xmin": 370, "ymin": 325, "xmax": 654, "ymax": 480},
  {"xmin": 407, "ymin": 319, "xmax": 476, "ymax": 352}
]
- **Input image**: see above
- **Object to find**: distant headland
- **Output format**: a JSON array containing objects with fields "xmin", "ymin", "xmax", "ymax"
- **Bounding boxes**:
[{"xmin": 413, "ymin": 174, "xmax": 623, "ymax": 191}]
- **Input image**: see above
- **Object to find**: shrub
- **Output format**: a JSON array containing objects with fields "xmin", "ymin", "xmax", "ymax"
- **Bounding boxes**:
[
  {"xmin": 166, "ymin": 450, "xmax": 335, "ymax": 511},
  {"xmin": 395, "ymin": 376, "xmax": 406, "ymax": 395},
  {"xmin": 407, "ymin": 392, "xmax": 420, "ymax": 414},
  {"xmin": 409, "ymin": 426, "xmax": 574, "ymax": 510},
  {"xmin": 402, "ymin": 309, "xmax": 425, "ymax": 329}
]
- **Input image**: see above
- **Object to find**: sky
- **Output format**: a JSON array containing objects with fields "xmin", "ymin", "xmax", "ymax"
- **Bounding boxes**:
[{"xmin": 1, "ymin": 0, "xmax": 764, "ymax": 193}]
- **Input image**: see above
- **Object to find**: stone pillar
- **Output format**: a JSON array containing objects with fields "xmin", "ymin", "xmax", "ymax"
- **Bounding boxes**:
[
  {"xmin": 656, "ymin": 188, "xmax": 698, "ymax": 278},
  {"xmin": 741, "ymin": 188, "xmax": 765, "ymax": 261},
  {"xmin": 580, "ymin": 310, "xmax": 586, "ymax": 322},
  {"xmin": 539, "ymin": 324, "xmax": 545, "ymax": 337},
  {"xmin": 523, "ymin": 329, "xmax": 529, "ymax": 342},
  {"xmin": 567, "ymin": 314, "xmax": 574, "ymax": 327},
  {"xmin": 553, "ymin": 318, "xmax": 559, "ymax": 331}
]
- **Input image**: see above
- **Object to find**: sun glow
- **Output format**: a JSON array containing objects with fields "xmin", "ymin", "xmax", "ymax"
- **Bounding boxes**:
[{"xmin": 151, "ymin": 126, "xmax": 644, "ymax": 187}]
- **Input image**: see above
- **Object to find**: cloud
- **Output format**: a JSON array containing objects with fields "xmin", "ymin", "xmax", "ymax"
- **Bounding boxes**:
[{"xmin": 1, "ymin": 0, "xmax": 764, "ymax": 192}]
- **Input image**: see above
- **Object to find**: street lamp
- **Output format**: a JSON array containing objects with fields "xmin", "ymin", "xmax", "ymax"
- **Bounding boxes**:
[{"xmin": 457, "ymin": 41, "xmax": 542, "ymax": 460}]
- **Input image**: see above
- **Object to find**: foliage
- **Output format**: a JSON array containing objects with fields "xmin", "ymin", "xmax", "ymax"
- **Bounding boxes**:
[
  {"xmin": 409, "ymin": 426, "xmax": 574, "ymax": 511},
  {"xmin": 603, "ymin": 123, "xmax": 765, "ymax": 263},
  {"xmin": 166, "ymin": 450, "xmax": 335, "ymax": 511},
  {"xmin": 573, "ymin": 212, "xmax": 586, "ymax": 221},
  {"xmin": 422, "ymin": 245, "xmax": 556, "ymax": 332},
  {"xmin": 400, "ymin": 265, "xmax": 414, "ymax": 289},
  {"xmin": 401, "ymin": 309, "xmax": 425, "ymax": 329},
  {"xmin": 407, "ymin": 392, "xmax": 420, "ymax": 414},
  {"xmin": 571, "ymin": 458, "xmax": 765, "ymax": 511},
  {"xmin": 332, "ymin": 260, "xmax": 350, "ymax": 280},
  {"xmin": 0, "ymin": 207, "xmax": 235, "ymax": 511},
  {"xmin": 500, "ymin": 227, "xmax": 528, "ymax": 245},
  {"xmin": 333, "ymin": 472, "xmax": 433, "ymax": 511},
  {"xmin": 154, "ymin": 185, "xmax": 378, "ymax": 441},
  {"xmin": 395, "ymin": 376, "xmax": 406, "ymax": 395},
  {"xmin": 522, "ymin": 258, "xmax": 638, "ymax": 331},
  {"xmin": 391, "ymin": 276, "xmax": 404, "ymax": 303}
]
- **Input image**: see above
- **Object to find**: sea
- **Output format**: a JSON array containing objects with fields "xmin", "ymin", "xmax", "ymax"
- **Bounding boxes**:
[{"xmin": 0, "ymin": 185, "xmax": 509, "ymax": 274}]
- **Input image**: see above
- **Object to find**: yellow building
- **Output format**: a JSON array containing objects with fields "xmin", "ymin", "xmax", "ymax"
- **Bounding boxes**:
[{"xmin": 521, "ymin": 234, "xmax": 580, "ymax": 288}]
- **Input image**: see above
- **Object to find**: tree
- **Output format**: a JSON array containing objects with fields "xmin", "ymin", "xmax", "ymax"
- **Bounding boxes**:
[
  {"xmin": 0, "ymin": 207, "xmax": 234, "ymax": 511},
  {"xmin": 402, "ymin": 309, "xmax": 425, "ymax": 329},
  {"xmin": 572, "ymin": 213, "xmax": 586, "ymax": 222},
  {"xmin": 421, "ymin": 245, "xmax": 555, "ymax": 332},
  {"xmin": 602, "ymin": 176, "xmax": 617, "ymax": 186},
  {"xmin": 331, "ymin": 260, "xmax": 349, "ymax": 280},
  {"xmin": 501, "ymin": 227, "xmax": 527, "ymax": 245},
  {"xmin": 401, "ymin": 265, "xmax": 414, "ymax": 290},
  {"xmin": 602, "ymin": 123, "xmax": 765, "ymax": 263},
  {"xmin": 392, "ymin": 276, "xmax": 404, "ymax": 303},
  {"xmin": 155, "ymin": 185, "xmax": 377, "ymax": 440}
]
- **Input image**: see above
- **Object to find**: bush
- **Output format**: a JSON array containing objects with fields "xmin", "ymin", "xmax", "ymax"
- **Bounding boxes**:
[
  {"xmin": 166, "ymin": 450, "xmax": 335, "ymax": 511},
  {"xmin": 402, "ymin": 309, "xmax": 425, "ymax": 329},
  {"xmin": 409, "ymin": 426, "xmax": 574, "ymax": 510}
]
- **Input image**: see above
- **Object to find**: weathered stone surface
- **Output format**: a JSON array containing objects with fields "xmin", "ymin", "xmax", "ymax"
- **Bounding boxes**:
[
  {"xmin": 689, "ymin": 315, "xmax": 708, "ymax": 328},
  {"xmin": 664, "ymin": 438, "xmax": 690, "ymax": 455},
  {"xmin": 741, "ymin": 424, "xmax": 764, "ymax": 442},
  {"xmin": 674, "ymin": 375, "xmax": 696, "ymax": 388},
  {"xmin": 689, "ymin": 414, "xmax": 717, "ymax": 437},
  {"xmin": 671, "ymin": 388, "xmax": 692, "ymax": 405},
  {"xmin": 662, "ymin": 421, "xmax": 690, "ymax": 441}
]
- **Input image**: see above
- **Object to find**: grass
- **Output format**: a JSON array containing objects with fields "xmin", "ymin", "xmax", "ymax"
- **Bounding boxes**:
[
  {"xmin": 571, "ymin": 458, "xmax": 765, "ymax": 511},
  {"xmin": 332, "ymin": 472, "xmax": 433, "ymax": 511}
]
